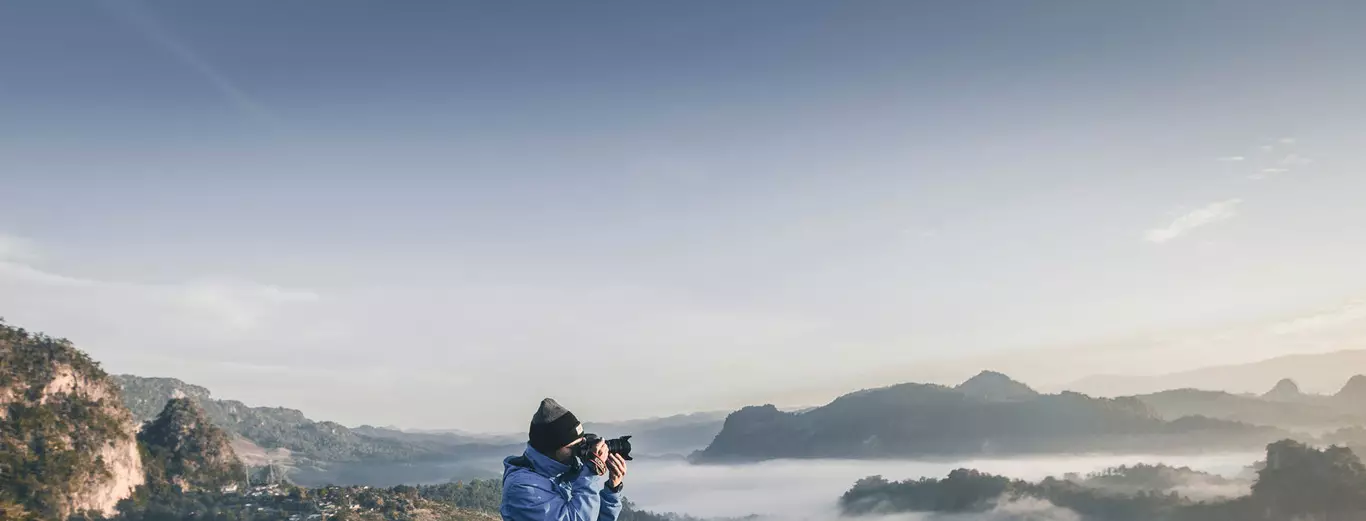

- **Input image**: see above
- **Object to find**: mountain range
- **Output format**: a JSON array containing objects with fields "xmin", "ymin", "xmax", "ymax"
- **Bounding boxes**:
[
  {"xmin": 116, "ymin": 357, "xmax": 1366, "ymax": 471},
  {"xmin": 1131, "ymin": 375, "xmax": 1366, "ymax": 431},
  {"xmin": 693, "ymin": 371, "xmax": 1289, "ymax": 462}
]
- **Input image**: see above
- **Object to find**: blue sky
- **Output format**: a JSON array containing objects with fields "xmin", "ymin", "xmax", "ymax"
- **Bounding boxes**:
[{"xmin": 3, "ymin": 1, "xmax": 1366, "ymax": 430}]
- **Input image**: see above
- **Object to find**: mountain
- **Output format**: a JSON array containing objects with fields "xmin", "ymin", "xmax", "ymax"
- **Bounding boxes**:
[
  {"xmin": 1262, "ymin": 378, "xmax": 1305, "ymax": 402},
  {"xmin": 137, "ymin": 398, "xmax": 246, "ymax": 492},
  {"xmin": 114, "ymin": 374, "xmax": 436, "ymax": 465},
  {"xmin": 1133, "ymin": 388, "xmax": 1364, "ymax": 430},
  {"xmin": 1336, "ymin": 375, "xmax": 1366, "ymax": 404},
  {"xmin": 955, "ymin": 370, "xmax": 1039, "ymax": 401},
  {"xmin": 694, "ymin": 375, "xmax": 1286, "ymax": 463},
  {"xmin": 1064, "ymin": 350, "xmax": 1366, "ymax": 397},
  {"xmin": 0, "ymin": 319, "xmax": 145, "ymax": 518}
]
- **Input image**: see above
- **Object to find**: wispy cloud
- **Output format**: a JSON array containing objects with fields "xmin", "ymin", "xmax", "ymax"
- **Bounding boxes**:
[
  {"xmin": 1216, "ymin": 156, "xmax": 1245, "ymax": 162},
  {"xmin": 97, "ymin": 1, "xmax": 278, "ymax": 126},
  {"xmin": 1144, "ymin": 199, "xmax": 1242, "ymax": 244},
  {"xmin": 1268, "ymin": 299, "xmax": 1366, "ymax": 335},
  {"xmin": 1280, "ymin": 153, "xmax": 1312, "ymax": 166},
  {"xmin": 0, "ymin": 234, "xmax": 40, "ymax": 262},
  {"xmin": 1248, "ymin": 167, "xmax": 1289, "ymax": 180},
  {"xmin": 1278, "ymin": 137, "xmax": 1297, "ymax": 144},
  {"xmin": 0, "ymin": 231, "xmax": 317, "ymax": 330}
]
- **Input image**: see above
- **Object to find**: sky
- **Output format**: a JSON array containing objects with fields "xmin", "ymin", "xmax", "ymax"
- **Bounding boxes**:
[{"xmin": 2, "ymin": 1, "xmax": 1366, "ymax": 431}]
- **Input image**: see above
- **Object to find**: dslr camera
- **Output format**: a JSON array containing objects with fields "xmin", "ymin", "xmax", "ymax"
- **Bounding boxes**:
[{"xmin": 575, "ymin": 433, "xmax": 634, "ymax": 462}]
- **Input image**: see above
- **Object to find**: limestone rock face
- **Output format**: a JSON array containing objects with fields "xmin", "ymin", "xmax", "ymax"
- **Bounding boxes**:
[{"xmin": 0, "ymin": 322, "xmax": 144, "ymax": 518}]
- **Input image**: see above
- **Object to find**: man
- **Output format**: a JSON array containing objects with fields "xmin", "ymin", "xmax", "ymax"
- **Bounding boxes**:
[{"xmin": 501, "ymin": 398, "xmax": 628, "ymax": 521}]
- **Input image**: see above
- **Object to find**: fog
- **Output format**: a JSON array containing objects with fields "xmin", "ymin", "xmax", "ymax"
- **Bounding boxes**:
[{"xmin": 620, "ymin": 453, "xmax": 1259, "ymax": 520}]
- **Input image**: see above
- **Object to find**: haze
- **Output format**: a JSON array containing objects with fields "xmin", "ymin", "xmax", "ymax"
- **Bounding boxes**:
[
  {"xmin": 3, "ymin": 1, "xmax": 1366, "ymax": 431},
  {"xmin": 619, "ymin": 453, "xmax": 1257, "ymax": 519}
]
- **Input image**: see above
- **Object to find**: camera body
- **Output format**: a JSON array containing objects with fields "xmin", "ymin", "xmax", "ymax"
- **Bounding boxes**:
[{"xmin": 576, "ymin": 433, "xmax": 634, "ymax": 462}]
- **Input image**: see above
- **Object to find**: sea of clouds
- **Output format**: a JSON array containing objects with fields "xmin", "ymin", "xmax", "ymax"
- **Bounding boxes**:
[{"xmin": 620, "ymin": 452, "xmax": 1260, "ymax": 520}]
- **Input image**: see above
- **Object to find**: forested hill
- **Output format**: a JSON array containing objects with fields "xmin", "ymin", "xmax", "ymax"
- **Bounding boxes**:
[{"xmin": 695, "ymin": 372, "xmax": 1287, "ymax": 462}]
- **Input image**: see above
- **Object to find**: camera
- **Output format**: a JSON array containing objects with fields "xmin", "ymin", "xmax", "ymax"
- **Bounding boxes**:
[{"xmin": 576, "ymin": 433, "xmax": 634, "ymax": 462}]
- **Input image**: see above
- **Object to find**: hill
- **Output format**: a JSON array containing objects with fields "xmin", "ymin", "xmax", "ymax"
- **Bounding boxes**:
[
  {"xmin": 0, "ymin": 319, "xmax": 145, "ymax": 518},
  {"xmin": 694, "ymin": 373, "xmax": 1286, "ymax": 462},
  {"xmin": 1065, "ymin": 350, "xmax": 1366, "ymax": 397},
  {"xmin": 137, "ymin": 398, "xmax": 246, "ymax": 493}
]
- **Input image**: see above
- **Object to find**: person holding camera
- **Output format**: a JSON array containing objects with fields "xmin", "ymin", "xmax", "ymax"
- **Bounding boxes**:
[{"xmin": 501, "ymin": 398, "xmax": 628, "ymax": 521}]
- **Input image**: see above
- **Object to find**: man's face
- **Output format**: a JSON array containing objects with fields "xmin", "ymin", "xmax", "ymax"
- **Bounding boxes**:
[{"xmin": 552, "ymin": 436, "xmax": 586, "ymax": 464}]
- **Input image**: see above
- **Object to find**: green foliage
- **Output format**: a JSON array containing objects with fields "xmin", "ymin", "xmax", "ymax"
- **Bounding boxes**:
[
  {"xmin": 1073, "ymin": 463, "xmax": 1241, "ymax": 499},
  {"xmin": 104, "ymin": 476, "xmax": 704, "ymax": 521},
  {"xmin": 414, "ymin": 480, "xmax": 502, "ymax": 512},
  {"xmin": 1252, "ymin": 439, "xmax": 1366, "ymax": 519},
  {"xmin": 108, "ymin": 480, "xmax": 508, "ymax": 521},
  {"xmin": 0, "ymin": 319, "xmax": 132, "ymax": 519}
]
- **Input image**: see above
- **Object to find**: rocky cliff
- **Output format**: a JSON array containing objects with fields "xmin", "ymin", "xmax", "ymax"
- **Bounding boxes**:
[{"xmin": 0, "ymin": 320, "xmax": 145, "ymax": 518}]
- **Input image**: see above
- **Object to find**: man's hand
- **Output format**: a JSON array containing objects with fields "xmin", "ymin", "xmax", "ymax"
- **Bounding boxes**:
[
  {"xmin": 586, "ymin": 439, "xmax": 609, "ymax": 476},
  {"xmin": 606, "ymin": 453, "xmax": 627, "ymax": 490}
]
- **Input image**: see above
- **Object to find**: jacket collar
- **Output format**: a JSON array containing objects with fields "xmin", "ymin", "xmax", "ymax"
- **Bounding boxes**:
[{"xmin": 524, "ymin": 443, "xmax": 577, "ymax": 479}]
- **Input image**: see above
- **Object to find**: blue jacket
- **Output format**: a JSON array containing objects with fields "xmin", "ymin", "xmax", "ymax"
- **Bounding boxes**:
[{"xmin": 500, "ymin": 444, "xmax": 623, "ymax": 521}]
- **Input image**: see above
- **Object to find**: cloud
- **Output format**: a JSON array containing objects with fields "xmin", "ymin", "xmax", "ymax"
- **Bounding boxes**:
[
  {"xmin": 0, "ymin": 232, "xmax": 317, "ymax": 331},
  {"xmin": 1144, "ymin": 199, "xmax": 1242, "ymax": 244},
  {"xmin": 621, "ymin": 456, "xmax": 1247, "ymax": 521},
  {"xmin": 1278, "ymin": 137, "xmax": 1297, "ymax": 144},
  {"xmin": 0, "ymin": 233, "xmax": 41, "ymax": 262},
  {"xmin": 1280, "ymin": 153, "xmax": 1312, "ymax": 166},
  {"xmin": 1216, "ymin": 156, "xmax": 1245, "ymax": 162},
  {"xmin": 1247, "ymin": 168, "xmax": 1289, "ymax": 181},
  {"xmin": 1268, "ymin": 299, "xmax": 1366, "ymax": 335}
]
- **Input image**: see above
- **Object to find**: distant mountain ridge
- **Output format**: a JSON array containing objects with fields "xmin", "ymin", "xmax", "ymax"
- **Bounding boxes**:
[
  {"xmin": 1064, "ymin": 349, "xmax": 1366, "ymax": 396},
  {"xmin": 114, "ymin": 374, "xmax": 445, "ymax": 465},
  {"xmin": 354, "ymin": 410, "xmax": 731, "ymax": 459},
  {"xmin": 694, "ymin": 372, "xmax": 1286, "ymax": 463},
  {"xmin": 115, "ymin": 373, "xmax": 731, "ymax": 484},
  {"xmin": 1131, "ymin": 374, "xmax": 1366, "ymax": 431}
]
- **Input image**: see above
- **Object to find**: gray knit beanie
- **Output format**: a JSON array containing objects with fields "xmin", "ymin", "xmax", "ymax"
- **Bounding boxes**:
[{"xmin": 529, "ymin": 398, "xmax": 582, "ymax": 455}]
